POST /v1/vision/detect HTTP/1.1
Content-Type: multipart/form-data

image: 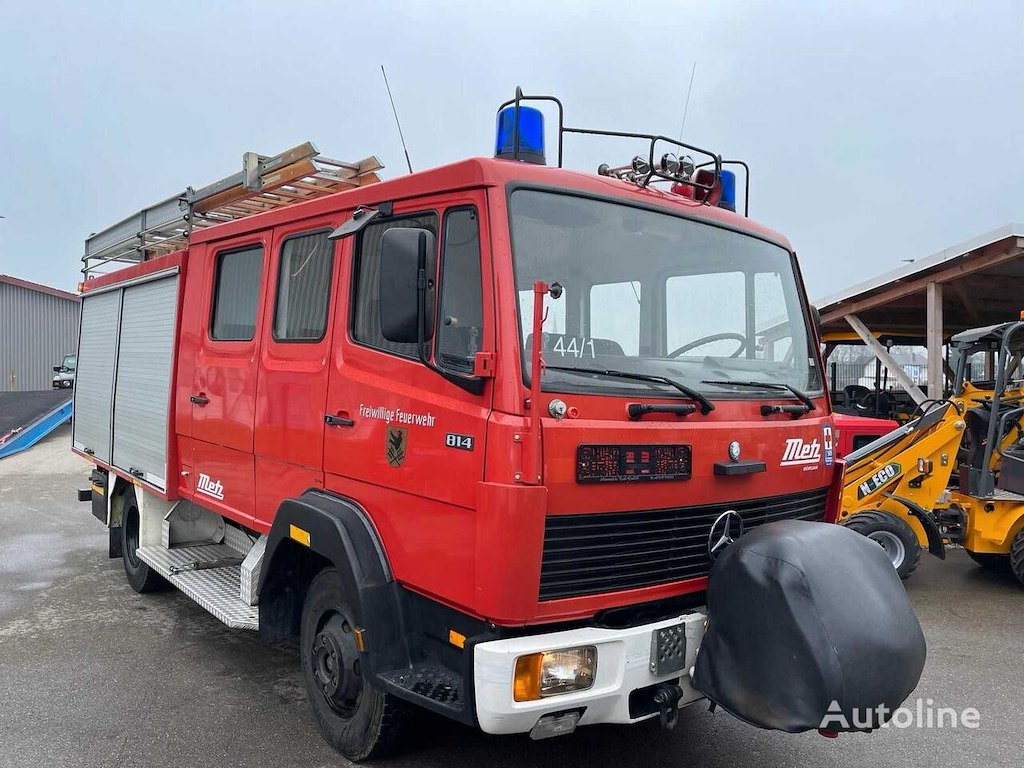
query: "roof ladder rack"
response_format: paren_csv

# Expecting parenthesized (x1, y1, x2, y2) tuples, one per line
(82, 142, 383, 280)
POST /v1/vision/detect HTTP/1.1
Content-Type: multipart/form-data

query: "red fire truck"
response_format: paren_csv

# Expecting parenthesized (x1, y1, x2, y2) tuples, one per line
(73, 90, 846, 759)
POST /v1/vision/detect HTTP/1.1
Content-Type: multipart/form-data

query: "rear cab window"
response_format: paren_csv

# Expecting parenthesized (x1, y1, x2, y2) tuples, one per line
(211, 245, 264, 341)
(273, 229, 333, 342)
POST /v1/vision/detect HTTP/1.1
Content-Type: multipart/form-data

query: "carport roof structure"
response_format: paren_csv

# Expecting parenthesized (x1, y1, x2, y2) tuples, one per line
(815, 224, 1024, 403)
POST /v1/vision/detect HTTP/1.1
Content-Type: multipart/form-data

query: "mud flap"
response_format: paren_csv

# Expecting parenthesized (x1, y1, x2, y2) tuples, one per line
(886, 494, 947, 559)
(692, 520, 926, 733)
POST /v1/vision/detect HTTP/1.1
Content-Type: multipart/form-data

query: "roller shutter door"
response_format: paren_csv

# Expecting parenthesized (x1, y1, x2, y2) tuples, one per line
(112, 274, 179, 490)
(72, 290, 121, 462)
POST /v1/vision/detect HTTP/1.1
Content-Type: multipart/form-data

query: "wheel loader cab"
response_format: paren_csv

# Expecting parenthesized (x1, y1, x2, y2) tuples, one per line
(950, 323, 1024, 497)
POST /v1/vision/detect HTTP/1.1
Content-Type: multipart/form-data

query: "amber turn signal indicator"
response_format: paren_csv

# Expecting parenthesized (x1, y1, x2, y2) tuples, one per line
(513, 653, 544, 701)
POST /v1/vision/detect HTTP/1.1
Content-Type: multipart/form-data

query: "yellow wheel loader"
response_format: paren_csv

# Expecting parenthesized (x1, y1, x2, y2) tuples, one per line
(838, 321, 1024, 584)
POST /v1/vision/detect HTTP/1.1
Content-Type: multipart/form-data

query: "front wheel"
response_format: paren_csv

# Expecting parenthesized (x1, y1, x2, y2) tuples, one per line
(842, 510, 922, 580)
(300, 568, 404, 761)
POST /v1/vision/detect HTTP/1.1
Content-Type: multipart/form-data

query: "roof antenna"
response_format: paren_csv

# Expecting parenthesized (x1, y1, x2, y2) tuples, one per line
(381, 65, 414, 174)
(677, 61, 697, 141)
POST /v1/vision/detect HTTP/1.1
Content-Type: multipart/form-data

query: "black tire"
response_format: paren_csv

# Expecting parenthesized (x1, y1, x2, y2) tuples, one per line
(966, 550, 1013, 576)
(121, 488, 166, 593)
(842, 510, 922, 580)
(1011, 529, 1024, 587)
(300, 568, 404, 761)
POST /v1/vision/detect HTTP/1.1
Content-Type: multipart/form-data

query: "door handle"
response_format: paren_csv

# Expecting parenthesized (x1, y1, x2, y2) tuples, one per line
(325, 413, 355, 427)
(190, 393, 210, 406)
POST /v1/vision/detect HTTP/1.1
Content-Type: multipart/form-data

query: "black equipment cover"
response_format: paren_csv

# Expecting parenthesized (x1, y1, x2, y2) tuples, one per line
(692, 520, 926, 732)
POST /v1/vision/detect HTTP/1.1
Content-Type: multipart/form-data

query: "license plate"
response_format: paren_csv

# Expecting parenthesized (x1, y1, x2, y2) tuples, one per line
(650, 622, 687, 676)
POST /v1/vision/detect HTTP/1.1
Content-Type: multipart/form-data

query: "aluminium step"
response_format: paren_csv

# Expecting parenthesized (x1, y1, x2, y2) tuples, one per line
(136, 543, 259, 630)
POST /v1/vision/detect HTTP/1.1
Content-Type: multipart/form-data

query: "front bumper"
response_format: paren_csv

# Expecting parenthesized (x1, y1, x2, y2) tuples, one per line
(474, 610, 706, 735)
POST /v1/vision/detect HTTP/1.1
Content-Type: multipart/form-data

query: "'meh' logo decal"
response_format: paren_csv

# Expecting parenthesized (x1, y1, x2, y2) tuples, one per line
(196, 473, 224, 500)
(781, 438, 822, 467)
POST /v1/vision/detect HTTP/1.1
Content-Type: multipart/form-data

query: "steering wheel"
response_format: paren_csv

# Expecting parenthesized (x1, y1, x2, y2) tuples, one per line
(668, 332, 748, 359)
(856, 391, 880, 409)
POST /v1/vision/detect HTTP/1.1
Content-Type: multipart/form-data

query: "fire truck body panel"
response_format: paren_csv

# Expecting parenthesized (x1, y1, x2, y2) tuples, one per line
(76, 157, 836, 626)
(73, 145, 844, 748)
(73, 253, 187, 500)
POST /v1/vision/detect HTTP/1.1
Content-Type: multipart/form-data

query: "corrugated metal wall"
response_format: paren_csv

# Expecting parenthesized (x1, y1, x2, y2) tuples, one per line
(0, 282, 81, 392)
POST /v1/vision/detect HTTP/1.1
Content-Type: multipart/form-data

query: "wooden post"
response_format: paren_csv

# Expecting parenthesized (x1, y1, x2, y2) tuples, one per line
(927, 282, 944, 399)
(844, 313, 928, 405)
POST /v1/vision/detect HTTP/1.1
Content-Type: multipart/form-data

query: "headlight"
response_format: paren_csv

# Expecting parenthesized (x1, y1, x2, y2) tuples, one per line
(513, 646, 597, 701)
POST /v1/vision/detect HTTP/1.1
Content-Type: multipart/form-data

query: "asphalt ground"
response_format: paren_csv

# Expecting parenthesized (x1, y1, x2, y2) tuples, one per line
(1, 425, 1021, 768)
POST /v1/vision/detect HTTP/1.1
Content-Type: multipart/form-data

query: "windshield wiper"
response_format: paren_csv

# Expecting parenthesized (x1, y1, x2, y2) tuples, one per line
(546, 365, 715, 414)
(701, 379, 816, 417)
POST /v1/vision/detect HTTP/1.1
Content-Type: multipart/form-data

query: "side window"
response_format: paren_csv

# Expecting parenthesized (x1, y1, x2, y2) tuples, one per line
(437, 208, 483, 373)
(273, 229, 333, 342)
(211, 245, 264, 341)
(352, 212, 438, 357)
(590, 281, 641, 356)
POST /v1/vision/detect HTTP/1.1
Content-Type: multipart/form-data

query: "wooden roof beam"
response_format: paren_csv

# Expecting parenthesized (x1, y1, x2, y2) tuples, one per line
(951, 279, 981, 323)
(821, 238, 1024, 324)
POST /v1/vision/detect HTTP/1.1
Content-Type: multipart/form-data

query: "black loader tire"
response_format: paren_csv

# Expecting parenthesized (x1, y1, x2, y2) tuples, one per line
(966, 550, 1013, 576)
(1010, 529, 1024, 587)
(300, 567, 405, 761)
(842, 510, 922, 580)
(121, 487, 166, 593)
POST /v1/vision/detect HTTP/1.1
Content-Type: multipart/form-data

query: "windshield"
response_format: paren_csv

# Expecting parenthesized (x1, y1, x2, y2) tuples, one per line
(61, 355, 76, 371)
(509, 189, 821, 397)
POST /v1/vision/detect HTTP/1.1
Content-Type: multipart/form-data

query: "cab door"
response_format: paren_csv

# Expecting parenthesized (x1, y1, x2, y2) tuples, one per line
(252, 220, 339, 530)
(323, 197, 493, 594)
(191, 231, 271, 526)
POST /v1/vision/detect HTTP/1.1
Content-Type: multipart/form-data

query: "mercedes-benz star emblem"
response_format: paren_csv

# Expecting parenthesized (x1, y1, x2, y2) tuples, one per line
(728, 441, 741, 462)
(708, 510, 745, 562)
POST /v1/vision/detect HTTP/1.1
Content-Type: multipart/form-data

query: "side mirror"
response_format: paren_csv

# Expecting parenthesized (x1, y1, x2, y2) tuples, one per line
(378, 228, 436, 344)
(53, 366, 62, 373)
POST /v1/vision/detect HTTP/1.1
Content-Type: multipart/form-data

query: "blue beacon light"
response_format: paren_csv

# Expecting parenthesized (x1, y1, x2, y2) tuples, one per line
(718, 169, 737, 212)
(495, 105, 546, 165)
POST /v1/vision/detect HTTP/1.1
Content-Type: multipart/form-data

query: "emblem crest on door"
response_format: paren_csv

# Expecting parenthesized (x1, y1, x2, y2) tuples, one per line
(386, 426, 408, 468)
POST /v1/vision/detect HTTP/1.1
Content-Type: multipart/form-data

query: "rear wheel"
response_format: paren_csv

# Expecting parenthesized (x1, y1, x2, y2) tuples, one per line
(121, 488, 165, 593)
(842, 510, 921, 580)
(1010, 528, 1024, 586)
(300, 568, 404, 761)
(966, 550, 1013, 576)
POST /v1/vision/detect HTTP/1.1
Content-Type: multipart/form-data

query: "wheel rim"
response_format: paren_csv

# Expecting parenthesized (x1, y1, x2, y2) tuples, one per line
(125, 507, 141, 569)
(868, 530, 906, 569)
(311, 612, 362, 718)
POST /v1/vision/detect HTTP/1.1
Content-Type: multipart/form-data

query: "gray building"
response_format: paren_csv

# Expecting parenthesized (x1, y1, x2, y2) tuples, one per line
(0, 275, 80, 391)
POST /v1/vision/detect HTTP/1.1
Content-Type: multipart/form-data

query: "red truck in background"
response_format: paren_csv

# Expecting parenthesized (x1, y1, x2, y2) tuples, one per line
(72, 89, 844, 760)
(833, 412, 900, 460)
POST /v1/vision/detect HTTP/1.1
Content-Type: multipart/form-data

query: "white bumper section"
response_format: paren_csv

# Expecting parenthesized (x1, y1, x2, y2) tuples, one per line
(474, 611, 707, 735)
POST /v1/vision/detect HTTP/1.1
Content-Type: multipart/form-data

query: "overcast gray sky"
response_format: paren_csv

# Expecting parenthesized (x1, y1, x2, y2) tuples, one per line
(1, 0, 1022, 299)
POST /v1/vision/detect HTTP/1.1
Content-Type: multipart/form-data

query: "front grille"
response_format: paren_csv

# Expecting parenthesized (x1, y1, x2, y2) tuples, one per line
(539, 487, 829, 600)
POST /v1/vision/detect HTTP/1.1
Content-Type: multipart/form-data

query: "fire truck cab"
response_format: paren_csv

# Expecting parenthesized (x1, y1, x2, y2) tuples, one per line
(74, 94, 843, 760)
